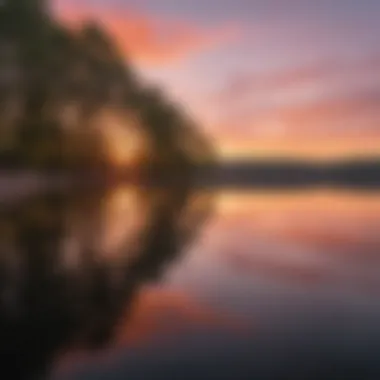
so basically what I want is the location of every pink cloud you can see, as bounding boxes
[218,55,380,104]
[53,2,240,66]
[213,54,380,143]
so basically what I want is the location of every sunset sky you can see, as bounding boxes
[52,0,380,161]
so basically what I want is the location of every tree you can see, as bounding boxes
[0,0,213,177]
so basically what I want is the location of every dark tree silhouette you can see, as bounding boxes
[0,0,214,177]
[0,180,212,379]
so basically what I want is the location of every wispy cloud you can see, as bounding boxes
[217,55,380,104]
[212,55,380,148]
[53,2,240,66]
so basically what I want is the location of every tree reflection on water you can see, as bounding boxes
[0,183,213,379]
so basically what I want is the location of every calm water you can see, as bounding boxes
[1,186,380,379]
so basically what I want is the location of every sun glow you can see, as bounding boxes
[216,136,380,162]
[95,108,149,167]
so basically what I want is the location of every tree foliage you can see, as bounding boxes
[0,0,214,177]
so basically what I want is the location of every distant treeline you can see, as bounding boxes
[0,0,213,175]
[197,159,380,189]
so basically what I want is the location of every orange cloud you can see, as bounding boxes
[274,90,380,134]
[210,53,380,160]
[216,134,380,161]
[54,3,239,66]
[212,84,380,160]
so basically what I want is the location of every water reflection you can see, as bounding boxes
[0,183,212,379]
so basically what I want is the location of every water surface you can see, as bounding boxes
[57,188,380,379]
[1,186,379,379]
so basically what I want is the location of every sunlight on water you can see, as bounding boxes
[100,186,150,262]
[216,189,380,215]
[54,189,380,380]
[165,190,380,315]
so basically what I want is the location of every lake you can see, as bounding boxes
[1,186,379,379]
